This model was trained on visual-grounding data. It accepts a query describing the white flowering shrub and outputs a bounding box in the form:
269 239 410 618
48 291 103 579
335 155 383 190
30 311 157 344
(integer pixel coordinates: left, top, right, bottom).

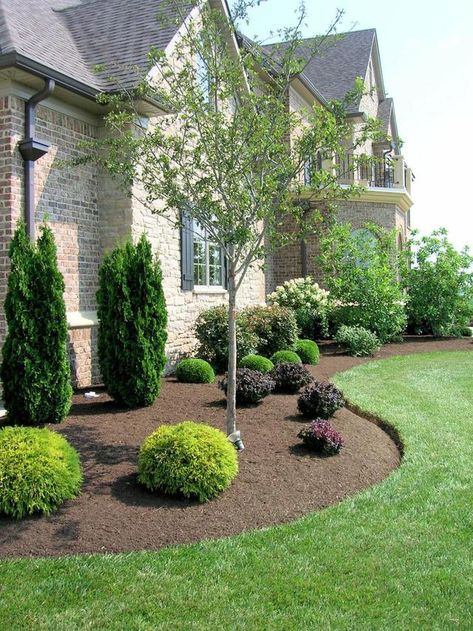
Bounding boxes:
268 277 331 339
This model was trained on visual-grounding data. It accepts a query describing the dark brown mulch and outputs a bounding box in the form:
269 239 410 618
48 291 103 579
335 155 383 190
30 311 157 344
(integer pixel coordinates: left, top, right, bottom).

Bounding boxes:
0 337 471 559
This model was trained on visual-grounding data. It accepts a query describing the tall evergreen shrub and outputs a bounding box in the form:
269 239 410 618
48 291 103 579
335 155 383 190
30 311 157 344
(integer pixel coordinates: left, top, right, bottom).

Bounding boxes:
1 223 72 425
97 234 167 407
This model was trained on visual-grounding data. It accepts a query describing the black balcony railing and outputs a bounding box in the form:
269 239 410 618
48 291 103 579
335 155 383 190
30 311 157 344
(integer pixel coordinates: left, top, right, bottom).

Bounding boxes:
335 154 395 188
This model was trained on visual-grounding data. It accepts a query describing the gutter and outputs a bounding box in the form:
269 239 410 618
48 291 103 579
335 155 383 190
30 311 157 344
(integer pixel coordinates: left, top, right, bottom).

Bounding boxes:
18 78 55 241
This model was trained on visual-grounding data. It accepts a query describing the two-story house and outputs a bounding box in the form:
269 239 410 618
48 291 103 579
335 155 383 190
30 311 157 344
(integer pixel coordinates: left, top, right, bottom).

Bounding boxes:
0 0 413 388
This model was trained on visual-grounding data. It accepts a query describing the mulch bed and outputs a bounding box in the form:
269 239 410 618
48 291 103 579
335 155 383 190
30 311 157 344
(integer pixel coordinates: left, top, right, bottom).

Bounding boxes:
0 337 471 558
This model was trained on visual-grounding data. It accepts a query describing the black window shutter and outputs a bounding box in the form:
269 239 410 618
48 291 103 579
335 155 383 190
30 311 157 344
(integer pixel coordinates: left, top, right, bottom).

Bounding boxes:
181 209 194 291
223 252 228 290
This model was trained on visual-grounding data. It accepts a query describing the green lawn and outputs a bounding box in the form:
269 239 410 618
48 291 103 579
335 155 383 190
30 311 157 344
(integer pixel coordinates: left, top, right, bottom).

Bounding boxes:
1 351 473 630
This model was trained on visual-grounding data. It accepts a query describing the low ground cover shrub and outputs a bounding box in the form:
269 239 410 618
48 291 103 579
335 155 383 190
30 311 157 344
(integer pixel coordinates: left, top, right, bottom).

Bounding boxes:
400 229 473 336
175 358 215 383
295 339 320 364
298 381 345 419
270 350 302 365
195 305 258 371
270 362 312 394
268 277 331 339
0 427 82 519
239 354 274 373
335 325 381 357
138 421 238 502
219 368 275 405
97 234 167 408
242 305 298 357
298 420 344 455
320 223 406 343
462 327 473 337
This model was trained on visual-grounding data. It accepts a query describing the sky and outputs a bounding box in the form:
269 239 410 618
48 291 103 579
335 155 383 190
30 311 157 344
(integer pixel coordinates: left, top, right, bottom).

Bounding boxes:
240 0 473 251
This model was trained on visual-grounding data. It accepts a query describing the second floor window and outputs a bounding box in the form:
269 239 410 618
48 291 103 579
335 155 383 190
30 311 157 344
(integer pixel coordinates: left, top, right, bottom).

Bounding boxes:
193 220 224 287
303 152 322 185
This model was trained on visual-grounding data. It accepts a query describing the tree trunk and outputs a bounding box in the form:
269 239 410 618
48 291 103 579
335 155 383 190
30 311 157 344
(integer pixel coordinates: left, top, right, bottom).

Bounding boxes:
226 263 237 437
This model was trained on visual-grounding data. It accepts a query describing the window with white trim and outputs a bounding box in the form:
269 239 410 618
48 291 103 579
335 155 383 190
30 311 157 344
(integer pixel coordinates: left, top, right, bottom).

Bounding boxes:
193 219 224 287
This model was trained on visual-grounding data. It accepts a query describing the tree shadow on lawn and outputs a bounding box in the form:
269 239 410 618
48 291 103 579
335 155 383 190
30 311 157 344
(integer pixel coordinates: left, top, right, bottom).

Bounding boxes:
110 472 201 509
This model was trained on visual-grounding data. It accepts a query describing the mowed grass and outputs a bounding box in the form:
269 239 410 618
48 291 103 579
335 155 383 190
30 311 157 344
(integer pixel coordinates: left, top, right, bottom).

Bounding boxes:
1 351 473 630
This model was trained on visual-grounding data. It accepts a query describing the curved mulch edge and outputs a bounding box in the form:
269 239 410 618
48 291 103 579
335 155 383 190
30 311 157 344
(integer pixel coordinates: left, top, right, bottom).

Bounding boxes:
0 337 471 559
344 401 405 458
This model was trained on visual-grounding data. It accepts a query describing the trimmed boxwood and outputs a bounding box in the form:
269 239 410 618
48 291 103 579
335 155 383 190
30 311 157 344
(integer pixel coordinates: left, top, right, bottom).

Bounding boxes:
138 421 238 502
270 362 313 394
176 359 215 384
0 426 82 519
239 354 274 374
295 339 320 365
298 381 345 419
219 368 275 405
270 350 302 365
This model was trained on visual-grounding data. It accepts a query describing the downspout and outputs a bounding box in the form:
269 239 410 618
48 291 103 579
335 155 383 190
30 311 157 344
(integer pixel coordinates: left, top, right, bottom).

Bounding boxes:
18 78 55 241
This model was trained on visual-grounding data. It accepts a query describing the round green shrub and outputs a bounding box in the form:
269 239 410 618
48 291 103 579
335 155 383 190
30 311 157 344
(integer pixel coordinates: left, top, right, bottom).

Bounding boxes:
0 426 82 519
462 326 473 337
295 339 320 365
138 421 238 502
239 354 274 373
270 350 302 365
175 358 215 383
335 325 381 357
242 305 298 357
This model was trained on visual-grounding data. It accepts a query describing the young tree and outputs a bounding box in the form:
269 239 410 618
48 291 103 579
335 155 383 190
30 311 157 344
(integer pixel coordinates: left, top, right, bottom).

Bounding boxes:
1 223 72 425
400 228 473 336
97 234 168 407
85 0 384 438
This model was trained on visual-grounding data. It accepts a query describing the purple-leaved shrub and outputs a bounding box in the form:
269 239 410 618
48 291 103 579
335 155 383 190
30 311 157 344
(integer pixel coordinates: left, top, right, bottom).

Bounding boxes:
298 420 344 455
297 381 344 419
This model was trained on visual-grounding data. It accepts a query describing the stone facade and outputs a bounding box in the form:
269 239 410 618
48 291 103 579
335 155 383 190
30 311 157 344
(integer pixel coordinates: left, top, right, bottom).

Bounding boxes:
0 90 266 387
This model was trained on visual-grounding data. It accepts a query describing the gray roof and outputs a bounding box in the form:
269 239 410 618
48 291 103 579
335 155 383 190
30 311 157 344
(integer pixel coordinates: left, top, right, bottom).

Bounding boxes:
377 97 393 134
0 0 188 92
264 29 377 113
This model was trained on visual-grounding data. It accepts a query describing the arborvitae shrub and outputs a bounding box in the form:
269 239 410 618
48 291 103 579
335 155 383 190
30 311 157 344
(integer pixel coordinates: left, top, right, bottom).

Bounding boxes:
0 426 82 519
270 350 302 365
295 339 320 365
138 421 238 502
1 223 72 425
239 354 274 373
97 234 167 407
176 358 215 383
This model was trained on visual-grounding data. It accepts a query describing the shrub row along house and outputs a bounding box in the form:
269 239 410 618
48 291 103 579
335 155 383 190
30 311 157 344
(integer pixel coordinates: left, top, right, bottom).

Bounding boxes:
0 0 413 388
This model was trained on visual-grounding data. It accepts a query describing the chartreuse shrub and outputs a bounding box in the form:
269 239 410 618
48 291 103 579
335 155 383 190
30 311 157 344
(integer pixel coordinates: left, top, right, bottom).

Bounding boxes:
320 223 406 343
298 381 345 419
138 422 238 502
295 339 320 364
268 276 331 339
270 350 302 365
175 359 215 384
97 234 167 408
335 325 381 357
219 368 275 405
1 222 72 425
195 305 258 371
0 426 82 519
242 305 298 357
298 420 344 455
239 354 274 373
270 362 312 394
400 228 473 336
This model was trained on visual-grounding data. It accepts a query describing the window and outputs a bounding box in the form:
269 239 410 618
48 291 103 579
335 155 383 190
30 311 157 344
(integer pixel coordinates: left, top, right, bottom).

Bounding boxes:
196 52 210 104
192 219 224 287
303 152 322 185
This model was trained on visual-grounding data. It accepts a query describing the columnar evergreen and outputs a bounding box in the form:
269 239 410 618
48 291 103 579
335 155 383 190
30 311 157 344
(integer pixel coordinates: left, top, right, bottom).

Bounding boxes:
1 222 72 425
97 234 168 407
